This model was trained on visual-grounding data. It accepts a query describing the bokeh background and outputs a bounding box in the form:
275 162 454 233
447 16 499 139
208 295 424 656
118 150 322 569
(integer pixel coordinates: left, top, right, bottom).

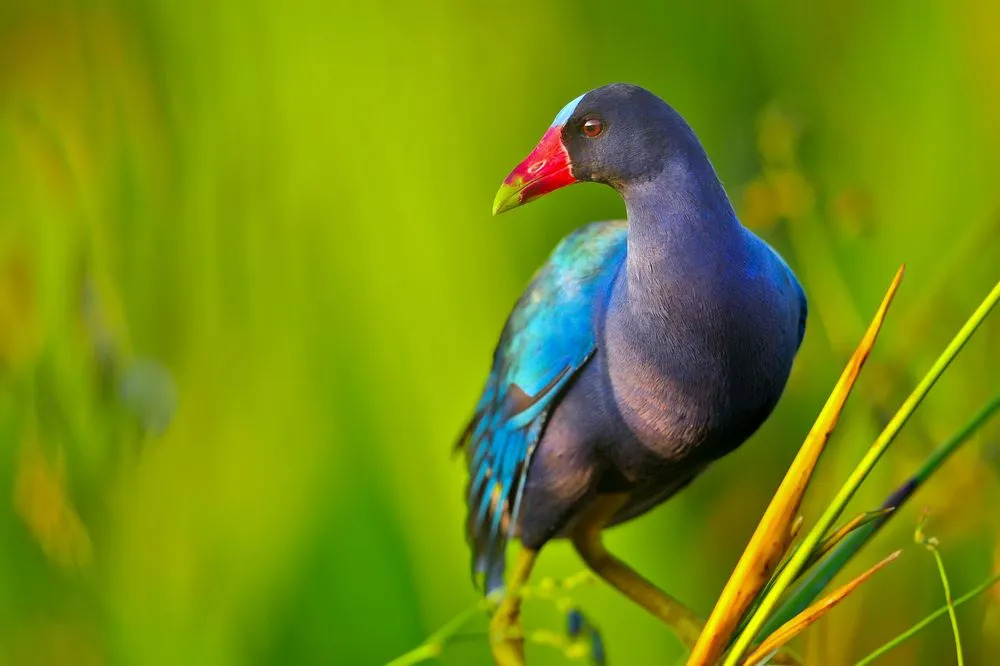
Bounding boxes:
1 1 998 664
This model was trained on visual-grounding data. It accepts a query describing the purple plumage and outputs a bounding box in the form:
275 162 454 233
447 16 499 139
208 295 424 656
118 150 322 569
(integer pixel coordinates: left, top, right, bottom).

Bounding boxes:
458 84 807 597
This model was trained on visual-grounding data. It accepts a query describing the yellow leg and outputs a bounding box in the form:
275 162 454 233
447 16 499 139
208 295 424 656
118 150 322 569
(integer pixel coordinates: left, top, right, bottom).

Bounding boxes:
489 547 538 666
570 493 703 649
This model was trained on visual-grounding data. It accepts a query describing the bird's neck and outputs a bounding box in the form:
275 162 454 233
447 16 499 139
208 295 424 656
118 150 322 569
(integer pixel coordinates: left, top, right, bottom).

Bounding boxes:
619 146 740 309
602 144 752 453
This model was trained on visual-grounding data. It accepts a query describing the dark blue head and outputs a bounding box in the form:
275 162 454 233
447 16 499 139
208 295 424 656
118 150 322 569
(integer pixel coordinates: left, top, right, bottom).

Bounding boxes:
494 83 704 214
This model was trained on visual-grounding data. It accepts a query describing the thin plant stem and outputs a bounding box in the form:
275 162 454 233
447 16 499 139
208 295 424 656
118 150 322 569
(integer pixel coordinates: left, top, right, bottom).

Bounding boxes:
386 572 597 665
854 573 1000 665
724 279 1000 666
915 517 964 666
386 600 488 666
929 548 963 666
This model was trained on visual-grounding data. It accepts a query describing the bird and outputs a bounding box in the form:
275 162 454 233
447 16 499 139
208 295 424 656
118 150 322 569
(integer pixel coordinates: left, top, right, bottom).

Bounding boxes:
456 83 807 665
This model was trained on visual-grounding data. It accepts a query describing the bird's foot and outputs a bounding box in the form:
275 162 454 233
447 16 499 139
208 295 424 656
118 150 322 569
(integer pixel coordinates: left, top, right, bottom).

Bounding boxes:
489 597 525 666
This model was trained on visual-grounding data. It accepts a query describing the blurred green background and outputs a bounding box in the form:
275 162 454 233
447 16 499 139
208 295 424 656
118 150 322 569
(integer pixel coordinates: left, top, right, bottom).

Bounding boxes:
1 1 998 664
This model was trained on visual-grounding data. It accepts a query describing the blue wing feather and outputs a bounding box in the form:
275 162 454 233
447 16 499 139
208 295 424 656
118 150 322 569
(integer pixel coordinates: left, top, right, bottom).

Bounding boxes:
457 221 628 594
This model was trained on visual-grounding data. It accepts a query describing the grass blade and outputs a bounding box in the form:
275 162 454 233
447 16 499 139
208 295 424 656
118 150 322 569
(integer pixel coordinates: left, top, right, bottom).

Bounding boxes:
742 550 900 666
724 278 1000 666
855 573 1000 665
730 508 891 645
805 509 894 571
760 392 1000 636
686 267 904 666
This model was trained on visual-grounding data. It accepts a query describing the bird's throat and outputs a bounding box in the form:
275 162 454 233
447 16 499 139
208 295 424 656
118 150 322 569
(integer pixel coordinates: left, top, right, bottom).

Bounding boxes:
619 157 738 311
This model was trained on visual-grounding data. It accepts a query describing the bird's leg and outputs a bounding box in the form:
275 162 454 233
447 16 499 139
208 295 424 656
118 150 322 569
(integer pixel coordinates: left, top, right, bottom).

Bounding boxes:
571 493 703 649
489 546 538 666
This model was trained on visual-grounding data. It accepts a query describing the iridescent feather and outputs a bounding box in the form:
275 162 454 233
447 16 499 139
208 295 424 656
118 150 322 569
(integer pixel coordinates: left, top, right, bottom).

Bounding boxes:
457 221 627 594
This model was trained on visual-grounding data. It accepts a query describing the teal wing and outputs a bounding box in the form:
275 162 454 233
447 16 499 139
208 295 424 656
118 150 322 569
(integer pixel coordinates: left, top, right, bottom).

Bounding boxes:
457 221 627 594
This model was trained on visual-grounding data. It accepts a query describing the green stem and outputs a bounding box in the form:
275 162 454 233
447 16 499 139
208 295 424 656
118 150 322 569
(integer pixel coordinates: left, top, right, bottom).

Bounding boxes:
386 601 487 666
928 547 963 666
910 393 1000 485
385 572 596 665
760 392 1000 636
854 573 1000 665
385 643 440 666
724 279 1000 666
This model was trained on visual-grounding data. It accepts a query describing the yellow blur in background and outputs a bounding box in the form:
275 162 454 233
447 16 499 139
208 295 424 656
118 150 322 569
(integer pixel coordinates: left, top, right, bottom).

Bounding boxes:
1 1 998 664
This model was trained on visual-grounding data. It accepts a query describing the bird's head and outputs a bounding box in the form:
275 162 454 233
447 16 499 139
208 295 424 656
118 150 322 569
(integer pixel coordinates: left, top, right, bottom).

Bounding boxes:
492 83 683 215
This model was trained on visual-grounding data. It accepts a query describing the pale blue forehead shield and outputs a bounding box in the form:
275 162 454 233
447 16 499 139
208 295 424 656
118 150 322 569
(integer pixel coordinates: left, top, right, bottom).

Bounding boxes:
551 93 585 127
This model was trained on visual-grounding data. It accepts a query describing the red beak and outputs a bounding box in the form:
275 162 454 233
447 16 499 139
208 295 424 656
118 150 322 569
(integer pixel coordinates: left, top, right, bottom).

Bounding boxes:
492 125 577 215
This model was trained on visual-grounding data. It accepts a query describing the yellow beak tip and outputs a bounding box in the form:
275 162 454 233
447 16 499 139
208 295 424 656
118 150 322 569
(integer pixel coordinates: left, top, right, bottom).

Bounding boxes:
492 183 521 216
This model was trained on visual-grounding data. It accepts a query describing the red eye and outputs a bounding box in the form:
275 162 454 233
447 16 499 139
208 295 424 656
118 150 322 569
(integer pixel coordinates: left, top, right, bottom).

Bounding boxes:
581 117 604 138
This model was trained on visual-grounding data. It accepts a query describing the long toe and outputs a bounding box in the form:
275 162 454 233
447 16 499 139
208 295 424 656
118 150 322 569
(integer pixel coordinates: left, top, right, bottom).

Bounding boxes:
489 603 525 666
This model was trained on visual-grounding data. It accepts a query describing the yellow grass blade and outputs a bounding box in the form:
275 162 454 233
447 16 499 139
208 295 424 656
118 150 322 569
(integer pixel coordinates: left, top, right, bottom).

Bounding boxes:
742 550 901 666
728 276 999 665
686 266 904 666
